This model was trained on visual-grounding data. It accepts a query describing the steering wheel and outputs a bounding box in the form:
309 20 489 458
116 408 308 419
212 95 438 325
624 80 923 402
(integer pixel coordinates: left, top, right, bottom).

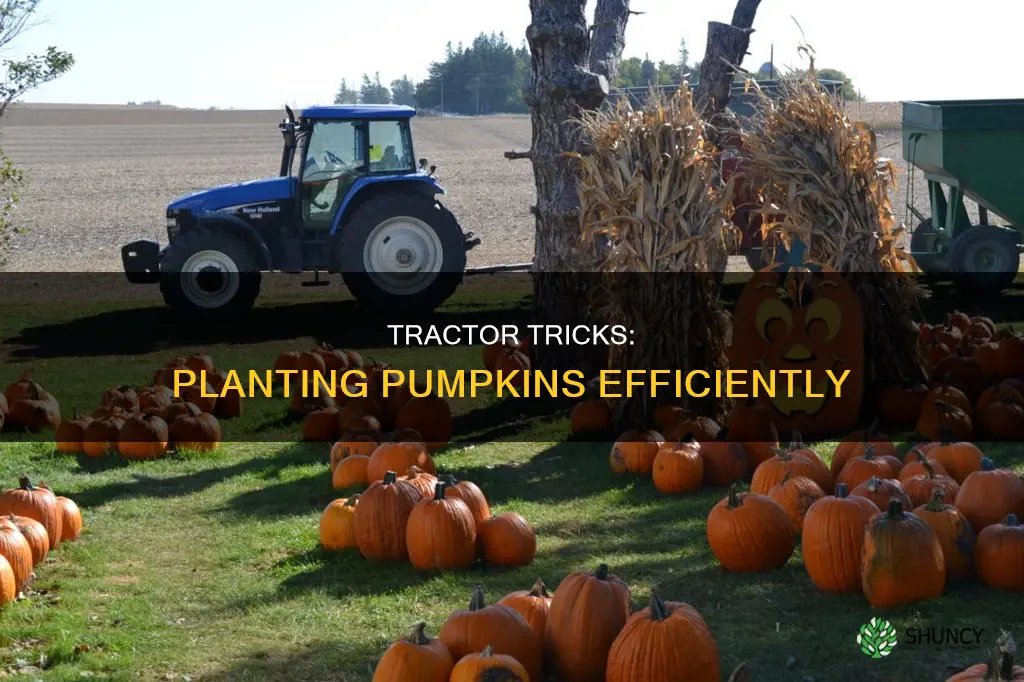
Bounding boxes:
324 149 344 165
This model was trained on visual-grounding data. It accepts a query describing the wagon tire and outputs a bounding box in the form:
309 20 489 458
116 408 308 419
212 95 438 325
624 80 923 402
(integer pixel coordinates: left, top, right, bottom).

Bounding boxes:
949 225 1020 293
158 229 261 317
909 218 950 276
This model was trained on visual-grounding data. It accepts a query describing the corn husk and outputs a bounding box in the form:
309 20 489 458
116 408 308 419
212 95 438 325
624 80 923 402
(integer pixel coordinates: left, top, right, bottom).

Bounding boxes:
571 85 732 427
736 70 928 386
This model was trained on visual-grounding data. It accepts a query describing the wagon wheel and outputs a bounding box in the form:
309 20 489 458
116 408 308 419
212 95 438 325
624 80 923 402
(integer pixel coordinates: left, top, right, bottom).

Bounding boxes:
909 218 950 276
949 225 1020 293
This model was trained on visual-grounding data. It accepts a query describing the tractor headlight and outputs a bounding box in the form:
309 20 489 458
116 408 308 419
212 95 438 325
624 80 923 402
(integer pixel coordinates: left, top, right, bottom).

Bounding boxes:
166 212 180 241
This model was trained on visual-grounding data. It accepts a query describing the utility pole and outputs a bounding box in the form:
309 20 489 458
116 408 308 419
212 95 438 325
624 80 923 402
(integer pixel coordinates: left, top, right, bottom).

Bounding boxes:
770 43 774 79
441 76 445 118
476 78 481 117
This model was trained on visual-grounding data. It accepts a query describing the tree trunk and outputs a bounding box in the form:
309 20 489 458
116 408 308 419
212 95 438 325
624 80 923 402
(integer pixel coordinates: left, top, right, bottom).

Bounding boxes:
694 0 763 118
526 0 630 374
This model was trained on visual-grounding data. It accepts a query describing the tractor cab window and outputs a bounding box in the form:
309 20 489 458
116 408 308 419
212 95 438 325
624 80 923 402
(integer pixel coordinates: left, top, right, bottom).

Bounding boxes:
300 120 366 227
368 120 414 173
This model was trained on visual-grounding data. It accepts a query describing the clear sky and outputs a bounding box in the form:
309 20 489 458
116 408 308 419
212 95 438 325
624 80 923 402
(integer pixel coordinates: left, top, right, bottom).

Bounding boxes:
14 0 1018 109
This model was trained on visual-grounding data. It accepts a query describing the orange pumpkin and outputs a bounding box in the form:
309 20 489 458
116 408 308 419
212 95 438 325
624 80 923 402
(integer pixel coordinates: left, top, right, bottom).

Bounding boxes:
7 514 47 566
0 555 14 608
83 410 128 457
54 413 93 455
750 448 831 496
168 404 222 451
498 578 552 639
439 586 542 682
449 645 529 681
367 441 435 482
829 422 899 479
861 499 946 609
352 471 420 562
545 564 630 682
605 591 721 682
405 482 477 570
54 496 82 542
372 622 453 682
329 434 379 470
897 449 949 482
901 457 960 508
801 482 877 593
767 475 825 532
478 513 536 567
0 517 33 591
0 477 61 550
571 399 613 436
835 444 903 490
332 455 370 490
955 458 1024 533
442 475 490 526
394 396 452 451
914 490 975 583
609 429 665 475
664 412 721 443
319 496 358 551
877 380 929 427
706 484 795 572
117 413 170 460
652 436 704 495
690 429 744 488
929 438 984 484
399 466 438 500
974 514 1024 590
850 476 912 512
916 400 973 442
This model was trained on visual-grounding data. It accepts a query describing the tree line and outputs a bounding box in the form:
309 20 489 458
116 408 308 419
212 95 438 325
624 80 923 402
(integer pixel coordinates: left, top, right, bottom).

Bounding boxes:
334 34 862 114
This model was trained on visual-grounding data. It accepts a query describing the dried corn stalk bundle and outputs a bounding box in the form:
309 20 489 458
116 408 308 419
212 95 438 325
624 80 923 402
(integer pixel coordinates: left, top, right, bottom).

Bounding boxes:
737 71 927 386
571 86 733 428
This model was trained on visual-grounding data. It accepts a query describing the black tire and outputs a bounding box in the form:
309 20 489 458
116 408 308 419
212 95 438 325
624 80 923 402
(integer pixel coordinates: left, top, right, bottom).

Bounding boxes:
909 218 950 275
949 225 1020 293
158 229 261 317
337 193 466 311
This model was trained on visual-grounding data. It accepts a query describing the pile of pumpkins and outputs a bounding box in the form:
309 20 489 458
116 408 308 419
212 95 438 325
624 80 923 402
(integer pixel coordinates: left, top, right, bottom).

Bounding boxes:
277 343 454 451
321 436 536 571
371 565 750 682
1 371 62 435
54 353 229 458
880 312 1023 440
0 477 83 608
700 427 1024 606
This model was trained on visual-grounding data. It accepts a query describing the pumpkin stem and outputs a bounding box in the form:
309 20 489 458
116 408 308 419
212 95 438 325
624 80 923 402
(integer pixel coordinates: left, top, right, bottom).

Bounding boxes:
715 427 730 442
987 631 1017 681
862 443 876 460
921 457 937 480
925 489 946 512
727 483 743 509
938 426 956 445
18 476 34 492
343 495 359 507
865 418 882 439
680 432 696 444
529 578 549 598
407 622 430 645
432 482 447 501
865 476 881 492
648 590 670 621
886 498 904 519
981 457 996 472
468 585 486 611
834 483 849 498
1005 514 1019 528
382 471 398 485
594 564 610 581
787 431 805 451
481 644 494 658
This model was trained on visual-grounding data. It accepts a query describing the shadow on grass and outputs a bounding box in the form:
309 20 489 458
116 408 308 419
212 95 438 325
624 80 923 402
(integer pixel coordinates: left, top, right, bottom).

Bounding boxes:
6 296 532 360
196 639 383 682
70 442 324 509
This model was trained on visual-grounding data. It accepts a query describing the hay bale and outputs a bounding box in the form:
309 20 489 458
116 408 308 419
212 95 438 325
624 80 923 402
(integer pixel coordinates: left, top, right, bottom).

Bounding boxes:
735 70 927 387
572 85 733 428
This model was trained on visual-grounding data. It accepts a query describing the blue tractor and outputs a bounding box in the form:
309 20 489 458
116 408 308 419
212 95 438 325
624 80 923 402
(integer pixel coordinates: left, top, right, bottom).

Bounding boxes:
121 104 479 315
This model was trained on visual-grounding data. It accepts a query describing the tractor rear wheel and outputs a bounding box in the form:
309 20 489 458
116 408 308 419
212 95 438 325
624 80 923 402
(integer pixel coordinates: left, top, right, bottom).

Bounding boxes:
949 225 1020 293
158 229 261 317
337 193 466 311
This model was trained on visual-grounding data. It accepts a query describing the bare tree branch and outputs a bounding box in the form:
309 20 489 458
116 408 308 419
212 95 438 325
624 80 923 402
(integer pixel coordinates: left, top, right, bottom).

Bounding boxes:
504 150 532 160
695 0 763 118
588 0 632 83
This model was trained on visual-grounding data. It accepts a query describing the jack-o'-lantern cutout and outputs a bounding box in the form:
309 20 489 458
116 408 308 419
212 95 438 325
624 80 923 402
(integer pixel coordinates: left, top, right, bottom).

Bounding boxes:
728 241 864 439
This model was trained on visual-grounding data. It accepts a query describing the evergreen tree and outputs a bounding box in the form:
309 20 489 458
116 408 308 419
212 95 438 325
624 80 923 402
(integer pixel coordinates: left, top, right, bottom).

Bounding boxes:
334 78 358 104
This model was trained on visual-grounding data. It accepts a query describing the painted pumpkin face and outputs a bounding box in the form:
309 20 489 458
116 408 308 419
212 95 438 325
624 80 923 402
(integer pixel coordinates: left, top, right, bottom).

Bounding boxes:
729 255 864 439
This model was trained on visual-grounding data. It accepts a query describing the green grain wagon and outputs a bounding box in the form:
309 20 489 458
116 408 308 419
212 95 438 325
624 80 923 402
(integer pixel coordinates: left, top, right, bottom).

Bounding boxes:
903 99 1024 291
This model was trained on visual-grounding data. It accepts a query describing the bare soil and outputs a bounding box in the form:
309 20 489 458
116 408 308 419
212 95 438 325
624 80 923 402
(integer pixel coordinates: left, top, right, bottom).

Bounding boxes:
0 102 975 272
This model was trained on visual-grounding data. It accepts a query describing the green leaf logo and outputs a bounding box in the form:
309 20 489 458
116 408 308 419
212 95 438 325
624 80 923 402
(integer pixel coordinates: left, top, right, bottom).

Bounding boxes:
857 618 898 658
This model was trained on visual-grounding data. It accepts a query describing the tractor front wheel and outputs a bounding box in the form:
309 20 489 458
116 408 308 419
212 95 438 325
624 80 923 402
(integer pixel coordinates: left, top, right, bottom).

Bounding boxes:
158 229 261 317
337 194 466 311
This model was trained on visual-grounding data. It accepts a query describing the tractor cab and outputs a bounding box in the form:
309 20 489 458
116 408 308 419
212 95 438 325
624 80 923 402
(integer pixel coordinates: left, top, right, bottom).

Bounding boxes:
122 104 476 316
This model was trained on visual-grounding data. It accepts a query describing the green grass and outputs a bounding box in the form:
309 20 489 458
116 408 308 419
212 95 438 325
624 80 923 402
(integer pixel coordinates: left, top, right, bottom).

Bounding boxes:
1 279 1023 681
